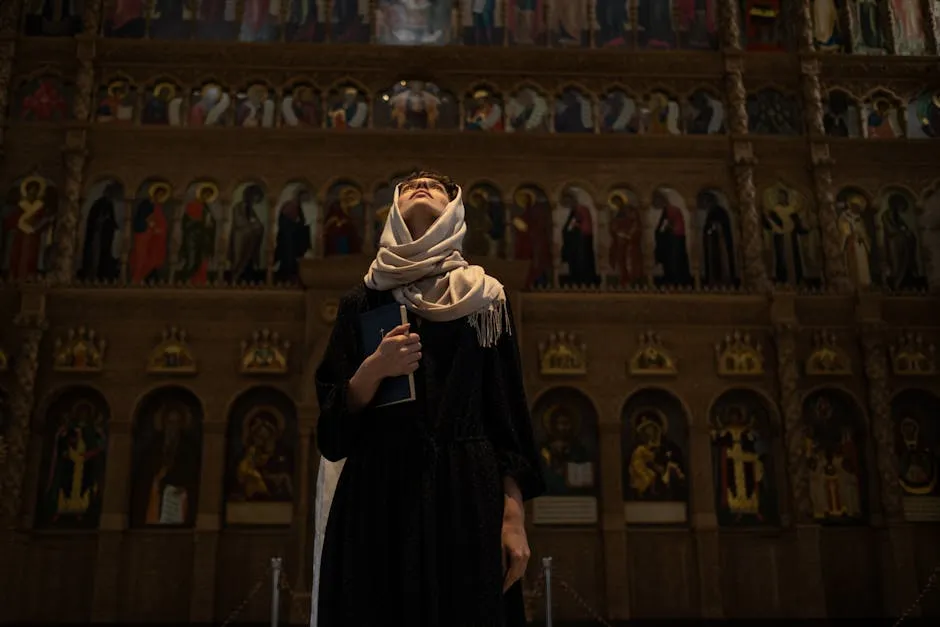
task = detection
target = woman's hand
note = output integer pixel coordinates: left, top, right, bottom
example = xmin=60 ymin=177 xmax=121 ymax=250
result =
xmin=501 ymin=479 xmax=530 ymax=592
xmin=370 ymin=323 xmax=421 ymax=378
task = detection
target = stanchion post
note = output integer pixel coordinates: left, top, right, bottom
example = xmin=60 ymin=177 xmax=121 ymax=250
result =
xmin=542 ymin=556 xmax=552 ymax=627
xmin=270 ymin=557 xmax=283 ymax=627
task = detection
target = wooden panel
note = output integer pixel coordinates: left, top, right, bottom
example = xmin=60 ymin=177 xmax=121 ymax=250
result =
xmin=528 ymin=527 xmax=604 ymax=621
xmin=913 ymin=525 xmax=940 ymax=618
xmin=719 ymin=532 xmax=782 ymax=618
xmin=25 ymin=534 xmax=98 ymax=622
xmin=820 ymin=527 xmax=881 ymax=618
xmin=118 ymin=532 xmax=194 ymax=622
xmin=215 ymin=530 xmax=291 ymax=623
xmin=626 ymin=530 xmax=696 ymax=618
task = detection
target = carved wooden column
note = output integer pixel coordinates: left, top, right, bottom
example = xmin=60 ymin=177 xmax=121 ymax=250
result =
xmin=771 ymin=299 xmax=826 ymax=617
xmin=190 ymin=420 xmax=226 ymax=623
xmin=0 ymin=0 xmax=23 ymax=158
xmin=597 ymin=419 xmax=629 ymax=620
xmin=688 ymin=421 xmax=723 ymax=618
xmin=51 ymin=2 xmax=100 ymax=283
xmin=857 ymin=316 xmax=921 ymax=616
xmin=720 ymin=1 xmax=771 ymax=294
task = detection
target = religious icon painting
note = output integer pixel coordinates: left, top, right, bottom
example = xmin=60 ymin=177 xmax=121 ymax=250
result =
xmin=22 ymin=0 xmax=84 ymax=36
xmin=802 ymin=389 xmax=868 ymax=524
xmin=325 ymin=84 xmax=368 ymax=129
xmin=148 ymin=0 xmax=194 ymax=40
xmin=235 ymin=84 xmax=276 ymax=128
xmin=129 ymin=386 xmax=203 ymax=528
xmin=228 ymin=182 xmax=271 ymax=284
xmin=812 ymin=0 xmax=844 ymax=52
xmin=890 ymin=0 xmax=926 ymax=56
xmin=876 ymin=188 xmax=925 ymax=291
xmin=141 ymin=81 xmax=184 ymax=126
xmin=637 ymin=0 xmax=677 ymax=49
xmin=129 ymin=180 xmax=175 ymax=284
xmin=323 ymin=182 xmax=365 ymax=257
xmin=696 ymin=189 xmax=738 ymax=288
xmin=746 ymin=89 xmax=801 ymax=135
xmin=594 ymin=0 xmax=630 ymax=47
xmin=330 ymin=0 xmax=371 ymax=42
xmin=548 ymin=0 xmax=588 ymax=47
xmin=375 ymin=0 xmax=454 ymax=45
xmin=460 ymin=0 xmax=504 ymax=45
xmin=77 ymin=179 xmax=125 ymax=283
xmin=600 ymin=90 xmax=640 ymax=134
xmin=512 ymin=185 xmax=554 ymax=289
xmin=379 ymin=81 xmax=458 ymax=130
xmin=892 ymin=390 xmax=940 ymax=522
xmin=188 ymin=83 xmax=231 ymax=127
xmin=272 ymin=182 xmax=317 ymax=283
xmin=463 ymin=183 xmax=506 ymax=259
xmin=862 ymin=93 xmax=904 ymax=139
xmin=194 ymin=0 xmax=239 ymax=41
xmin=851 ymin=0 xmax=886 ymax=54
xmin=2 ymin=175 xmax=58 ymax=282
xmin=554 ymin=88 xmax=594 ymax=133
xmin=554 ymin=186 xmax=601 ymax=288
xmin=372 ymin=174 xmax=410 ymax=247
xmin=641 ymin=91 xmax=682 ymax=135
xmin=239 ymin=0 xmax=282 ymax=42
xmin=34 ymin=387 xmax=109 ymax=530
xmin=907 ymin=91 xmax=940 ymax=139
xmin=684 ymin=90 xmax=725 ymax=135
xmin=677 ymin=0 xmax=718 ymax=50
xmin=621 ymin=389 xmax=690 ymax=524
xmin=95 ymin=79 xmax=136 ymax=124
xmin=284 ymin=0 xmax=327 ymax=42
xmin=834 ymin=188 xmax=877 ymax=290
xmin=531 ymin=387 xmax=599 ymax=525
xmin=710 ymin=389 xmax=779 ymax=526
xmin=506 ymin=87 xmax=551 ymax=133
xmin=175 ymin=182 xmax=223 ymax=285
xmin=224 ymin=387 xmax=298 ymax=526
xmin=823 ymin=90 xmax=862 ymax=138
xmin=739 ymin=0 xmax=788 ymax=51
xmin=507 ymin=0 xmax=546 ymax=45
xmin=604 ymin=187 xmax=644 ymax=288
xmin=14 ymin=75 xmax=71 ymax=122
xmin=761 ymin=182 xmax=823 ymax=288
xmin=282 ymin=84 xmax=323 ymax=128
xmin=464 ymin=87 xmax=504 ymax=131
xmin=649 ymin=187 xmax=694 ymax=287
xmin=102 ymin=0 xmax=147 ymax=38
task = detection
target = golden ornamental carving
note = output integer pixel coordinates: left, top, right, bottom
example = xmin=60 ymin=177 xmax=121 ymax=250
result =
xmin=628 ymin=331 xmax=677 ymax=376
xmin=805 ymin=330 xmax=851 ymax=376
xmin=321 ymin=298 xmax=339 ymax=324
xmin=0 ymin=346 xmax=7 ymax=372
xmin=538 ymin=332 xmax=587 ymax=376
xmin=889 ymin=332 xmax=937 ymax=377
xmin=147 ymin=326 xmax=196 ymax=375
xmin=715 ymin=330 xmax=764 ymax=377
xmin=240 ymin=329 xmax=290 ymax=375
xmin=53 ymin=326 xmax=106 ymax=373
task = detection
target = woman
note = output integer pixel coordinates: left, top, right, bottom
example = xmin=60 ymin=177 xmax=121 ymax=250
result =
xmin=312 ymin=171 xmax=544 ymax=627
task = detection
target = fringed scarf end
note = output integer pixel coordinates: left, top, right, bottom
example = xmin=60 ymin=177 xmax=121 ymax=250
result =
xmin=468 ymin=297 xmax=511 ymax=348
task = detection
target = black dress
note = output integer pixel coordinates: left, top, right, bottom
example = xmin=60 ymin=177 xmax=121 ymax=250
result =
xmin=315 ymin=283 xmax=544 ymax=627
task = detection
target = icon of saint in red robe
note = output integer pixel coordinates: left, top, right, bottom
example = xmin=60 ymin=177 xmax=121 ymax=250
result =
xmin=130 ymin=182 xmax=171 ymax=283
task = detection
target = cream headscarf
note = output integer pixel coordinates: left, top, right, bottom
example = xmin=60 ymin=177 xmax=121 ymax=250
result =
xmin=364 ymin=183 xmax=508 ymax=347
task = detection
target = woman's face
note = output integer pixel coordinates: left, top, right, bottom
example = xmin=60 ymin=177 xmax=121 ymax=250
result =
xmin=397 ymin=177 xmax=451 ymax=223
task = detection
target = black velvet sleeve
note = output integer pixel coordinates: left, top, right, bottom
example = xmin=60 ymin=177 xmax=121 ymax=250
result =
xmin=482 ymin=299 xmax=545 ymax=502
xmin=315 ymin=289 xmax=369 ymax=462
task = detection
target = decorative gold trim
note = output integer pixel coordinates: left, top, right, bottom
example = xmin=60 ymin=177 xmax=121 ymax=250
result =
xmin=805 ymin=330 xmax=851 ymax=376
xmin=239 ymin=329 xmax=290 ymax=375
xmin=538 ymin=331 xmax=587 ymax=376
xmin=628 ymin=331 xmax=677 ymax=376
xmin=147 ymin=326 xmax=196 ymax=375
xmin=53 ymin=326 xmax=106 ymax=373
xmin=889 ymin=331 xmax=937 ymax=377
xmin=714 ymin=330 xmax=764 ymax=377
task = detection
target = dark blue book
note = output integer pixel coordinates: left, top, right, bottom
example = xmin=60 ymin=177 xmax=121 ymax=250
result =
xmin=358 ymin=302 xmax=416 ymax=407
